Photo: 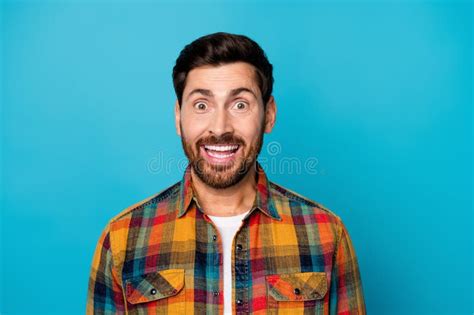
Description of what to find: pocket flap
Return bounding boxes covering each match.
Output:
[125,269,185,305]
[266,271,327,301]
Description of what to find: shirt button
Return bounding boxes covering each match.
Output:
[236,299,243,305]
[236,244,243,251]
[213,291,219,296]
[150,288,157,295]
[212,235,217,241]
[294,288,301,295]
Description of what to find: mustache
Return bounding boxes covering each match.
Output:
[196,133,245,147]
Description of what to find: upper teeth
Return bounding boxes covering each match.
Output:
[204,145,239,151]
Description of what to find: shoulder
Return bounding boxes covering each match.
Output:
[268,180,343,225]
[108,180,181,226]
[100,180,181,262]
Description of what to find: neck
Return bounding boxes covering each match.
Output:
[190,163,257,217]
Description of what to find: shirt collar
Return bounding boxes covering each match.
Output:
[177,161,281,221]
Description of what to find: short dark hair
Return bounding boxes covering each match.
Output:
[172,32,274,107]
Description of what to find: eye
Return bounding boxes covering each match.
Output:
[193,102,208,111]
[233,101,248,111]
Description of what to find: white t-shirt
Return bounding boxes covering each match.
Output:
[207,210,250,315]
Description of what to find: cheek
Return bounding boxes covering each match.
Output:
[180,116,209,139]
[236,124,263,145]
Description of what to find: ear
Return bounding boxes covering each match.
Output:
[263,95,276,133]
[174,100,182,137]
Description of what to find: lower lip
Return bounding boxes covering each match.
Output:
[200,146,241,164]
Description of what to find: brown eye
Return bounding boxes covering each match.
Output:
[194,102,208,111]
[234,101,247,110]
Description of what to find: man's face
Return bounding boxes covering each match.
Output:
[175,62,276,189]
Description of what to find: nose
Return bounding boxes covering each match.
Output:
[208,106,234,136]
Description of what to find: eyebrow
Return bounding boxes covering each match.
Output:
[185,87,258,101]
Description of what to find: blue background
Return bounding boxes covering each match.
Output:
[1,0,472,314]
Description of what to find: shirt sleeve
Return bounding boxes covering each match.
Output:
[329,219,366,314]
[86,223,126,314]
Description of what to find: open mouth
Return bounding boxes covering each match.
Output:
[200,144,241,163]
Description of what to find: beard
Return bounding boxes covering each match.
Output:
[180,122,265,189]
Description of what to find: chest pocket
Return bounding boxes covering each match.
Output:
[125,268,185,314]
[266,271,328,314]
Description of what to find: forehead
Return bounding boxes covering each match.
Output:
[184,62,260,96]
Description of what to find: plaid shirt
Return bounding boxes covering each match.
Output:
[86,161,366,314]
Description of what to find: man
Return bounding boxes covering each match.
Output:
[86,32,366,314]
